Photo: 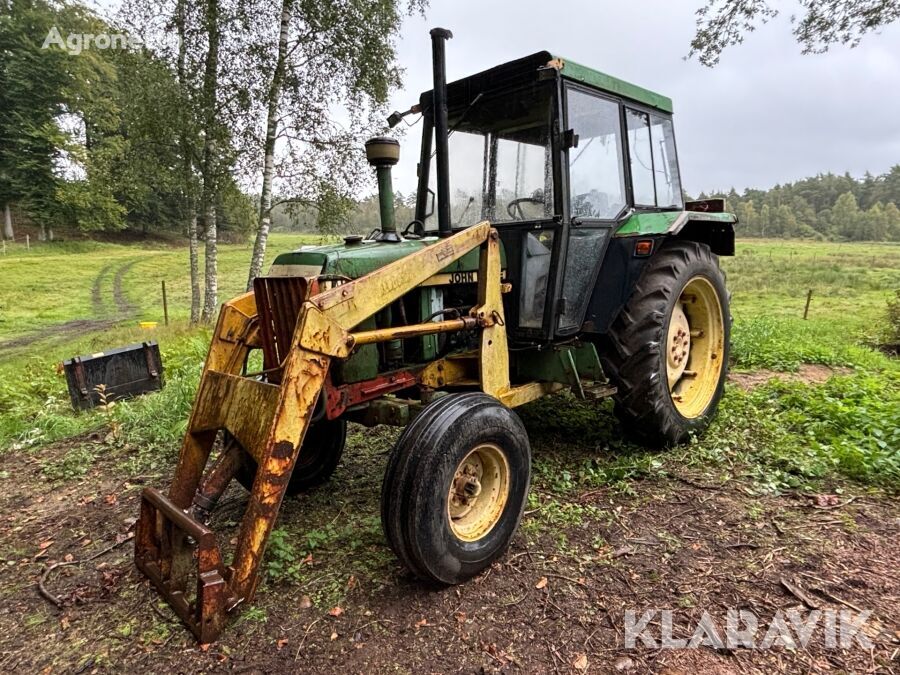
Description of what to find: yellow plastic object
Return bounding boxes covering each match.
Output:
[139,321,158,330]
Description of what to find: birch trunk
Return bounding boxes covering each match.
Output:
[189,213,201,323]
[246,0,293,290]
[201,200,218,322]
[199,0,220,323]
[2,204,13,240]
[175,0,201,323]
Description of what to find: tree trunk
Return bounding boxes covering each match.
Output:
[2,204,13,240]
[175,0,201,323]
[201,200,218,322]
[189,213,201,323]
[246,0,293,291]
[199,0,220,323]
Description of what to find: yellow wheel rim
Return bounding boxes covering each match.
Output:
[666,276,725,419]
[447,443,510,542]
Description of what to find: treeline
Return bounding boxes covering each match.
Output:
[700,167,900,241]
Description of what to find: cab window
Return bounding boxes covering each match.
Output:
[626,107,683,209]
[566,88,626,220]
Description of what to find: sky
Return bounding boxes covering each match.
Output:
[383,0,900,197]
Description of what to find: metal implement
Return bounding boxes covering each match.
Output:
[63,342,163,411]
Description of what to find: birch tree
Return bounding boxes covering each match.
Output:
[199,0,221,322]
[244,0,426,289]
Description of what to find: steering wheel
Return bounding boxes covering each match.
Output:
[506,191,546,220]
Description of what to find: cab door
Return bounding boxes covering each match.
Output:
[555,85,629,336]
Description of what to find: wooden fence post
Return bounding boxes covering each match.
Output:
[161,280,169,326]
[803,289,813,320]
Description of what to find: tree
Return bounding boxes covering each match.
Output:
[689,0,900,66]
[831,191,861,240]
[0,0,69,238]
[884,202,900,242]
[863,202,888,241]
[198,0,222,323]
[244,0,425,289]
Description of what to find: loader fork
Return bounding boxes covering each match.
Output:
[135,222,507,642]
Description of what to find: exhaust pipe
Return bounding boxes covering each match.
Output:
[430,27,453,238]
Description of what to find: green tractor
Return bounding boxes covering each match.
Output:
[135,28,735,642]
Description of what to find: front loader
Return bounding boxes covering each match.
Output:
[136,28,737,642]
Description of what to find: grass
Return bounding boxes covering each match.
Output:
[0,236,897,497]
[0,232,330,340]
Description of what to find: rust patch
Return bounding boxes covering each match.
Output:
[271,441,295,461]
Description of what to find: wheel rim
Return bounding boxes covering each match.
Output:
[666,275,725,419]
[447,443,510,542]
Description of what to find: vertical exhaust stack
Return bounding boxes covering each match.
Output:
[365,136,401,243]
[430,27,453,238]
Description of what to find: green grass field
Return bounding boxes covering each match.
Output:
[0,236,898,487]
[0,234,898,672]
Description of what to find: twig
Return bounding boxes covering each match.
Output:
[813,587,865,613]
[780,576,821,610]
[38,533,134,608]
[295,617,323,660]
[809,496,857,510]
[543,572,589,588]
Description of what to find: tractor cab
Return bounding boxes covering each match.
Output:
[412,51,684,341]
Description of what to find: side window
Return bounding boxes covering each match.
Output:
[626,109,655,206]
[567,89,625,220]
[649,115,683,208]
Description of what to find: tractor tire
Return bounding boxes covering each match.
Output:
[235,418,347,495]
[599,240,730,446]
[381,393,531,584]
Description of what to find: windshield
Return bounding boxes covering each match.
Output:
[424,84,555,230]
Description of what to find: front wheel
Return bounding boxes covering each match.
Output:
[381,393,531,584]
[599,240,730,446]
[235,418,347,495]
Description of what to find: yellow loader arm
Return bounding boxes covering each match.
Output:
[135,223,526,642]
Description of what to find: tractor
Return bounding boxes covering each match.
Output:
[135,28,737,642]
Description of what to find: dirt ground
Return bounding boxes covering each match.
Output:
[0,422,897,675]
[727,365,854,390]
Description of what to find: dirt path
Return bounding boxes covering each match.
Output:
[0,258,139,356]
[0,430,896,673]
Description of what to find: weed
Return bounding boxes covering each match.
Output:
[41,445,97,481]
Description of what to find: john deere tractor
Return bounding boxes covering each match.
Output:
[135,28,736,642]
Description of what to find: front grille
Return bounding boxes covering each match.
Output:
[253,276,309,383]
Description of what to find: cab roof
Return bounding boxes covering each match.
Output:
[419,50,673,115]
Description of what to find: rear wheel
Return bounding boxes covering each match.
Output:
[236,418,347,495]
[381,393,530,584]
[599,240,730,446]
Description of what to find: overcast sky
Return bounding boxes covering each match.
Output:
[385,0,900,197]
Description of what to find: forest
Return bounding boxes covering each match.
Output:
[701,167,900,241]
